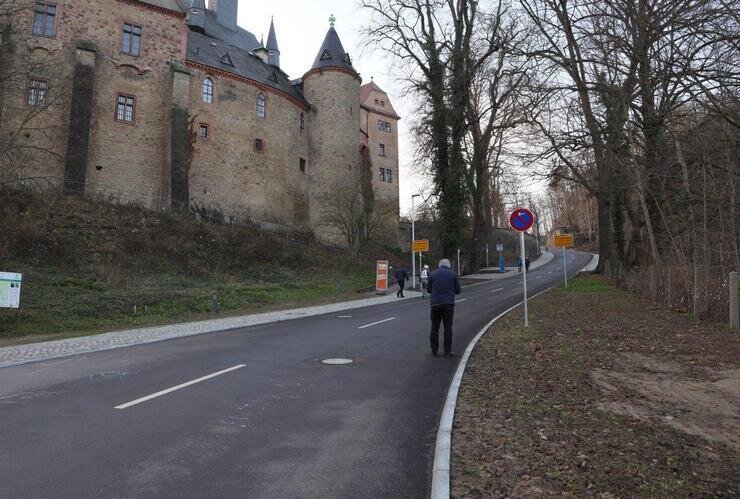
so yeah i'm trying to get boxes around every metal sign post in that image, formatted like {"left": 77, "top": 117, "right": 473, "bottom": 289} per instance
{"left": 553, "top": 234, "right": 574, "bottom": 288}
{"left": 510, "top": 208, "right": 535, "bottom": 327}
{"left": 485, "top": 244, "right": 489, "bottom": 268}
{"left": 457, "top": 249, "right": 461, "bottom": 275}
{"left": 520, "top": 231, "right": 528, "bottom": 326}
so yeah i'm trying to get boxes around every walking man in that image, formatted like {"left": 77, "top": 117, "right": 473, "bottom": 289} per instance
{"left": 395, "top": 265, "right": 409, "bottom": 298}
{"left": 517, "top": 256, "right": 523, "bottom": 273}
{"left": 420, "top": 265, "right": 430, "bottom": 299}
{"left": 427, "top": 259, "right": 461, "bottom": 357}
{"left": 525, "top": 257, "right": 531, "bottom": 272}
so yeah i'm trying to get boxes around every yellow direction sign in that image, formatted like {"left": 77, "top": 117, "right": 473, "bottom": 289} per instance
{"left": 412, "top": 239, "right": 430, "bottom": 252}
{"left": 553, "top": 234, "right": 574, "bottom": 248}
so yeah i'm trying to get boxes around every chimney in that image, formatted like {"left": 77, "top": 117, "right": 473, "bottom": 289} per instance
{"left": 209, "top": 0, "right": 237, "bottom": 31}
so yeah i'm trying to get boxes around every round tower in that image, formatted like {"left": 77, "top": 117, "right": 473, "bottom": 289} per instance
{"left": 302, "top": 20, "right": 362, "bottom": 232}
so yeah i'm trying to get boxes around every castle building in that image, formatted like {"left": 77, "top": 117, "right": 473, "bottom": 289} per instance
{"left": 1, "top": 0, "right": 401, "bottom": 241}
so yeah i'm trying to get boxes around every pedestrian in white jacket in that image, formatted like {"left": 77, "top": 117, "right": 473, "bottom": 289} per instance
{"left": 420, "top": 265, "right": 430, "bottom": 298}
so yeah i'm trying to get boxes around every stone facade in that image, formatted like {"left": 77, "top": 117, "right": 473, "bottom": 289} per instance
{"left": 1, "top": 0, "right": 401, "bottom": 241}
{"left": 360, "top": 81, "right": 401, "bottom": 234}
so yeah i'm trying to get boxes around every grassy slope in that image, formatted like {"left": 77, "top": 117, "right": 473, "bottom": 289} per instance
{"left": 452, "top": 275, "right": 738, "bottom": 497}
{"left": 0, "top": 188, "right": 394, "bottom": 344}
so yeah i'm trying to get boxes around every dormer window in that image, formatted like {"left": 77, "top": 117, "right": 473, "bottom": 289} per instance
{"left": 256, "top": 92, "right": 266, "bottom": 118}
{"left": 220, "top": 52, "right": 234, "bottom": 66}
{"left": 202, "top": 77, "right": 214, "bottom": 103}
{"left": 320, "top": 49, "right": 332, "bottom": 61}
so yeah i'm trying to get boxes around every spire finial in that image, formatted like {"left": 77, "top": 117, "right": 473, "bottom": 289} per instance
{"left": 329, "top": 14, "right": 336, "bottom": 27}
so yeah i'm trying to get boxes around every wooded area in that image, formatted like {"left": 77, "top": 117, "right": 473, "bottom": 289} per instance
{"left": 362, "top": 0, "right": 738, "bottom": 320}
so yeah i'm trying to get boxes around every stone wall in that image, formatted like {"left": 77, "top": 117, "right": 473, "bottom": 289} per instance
{"left": 303, "top": 69, "right": 362, "bottom": 233}
{"left": 1, "top": 0, "right": 185, "bottom": 208}
{"left": 360, "top": 87, "right": 401, "bottom": 244}
{"left": 186, "top": 67, "right": 310, "bottom": 227}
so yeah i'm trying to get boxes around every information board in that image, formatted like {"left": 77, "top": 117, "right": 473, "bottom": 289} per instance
{"left": 375, "top": 261, "right": 389, "bottom": 293}
{"left": 0, "top": 272, "right": 22, "bottom": 308}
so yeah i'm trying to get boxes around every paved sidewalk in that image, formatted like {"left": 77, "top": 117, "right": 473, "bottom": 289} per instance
{"left": 466, "top": 249, "right": 554, "bottom": 280}
{"left": 0, "top": 291, "right": 422, "bottom": 369}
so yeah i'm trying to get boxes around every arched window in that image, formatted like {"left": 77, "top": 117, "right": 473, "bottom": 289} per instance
{"left": 300, "top": 112, "right": 305, "bottom": 133}
{"left": 256, "top": 92, "right": 266, "bottom": 118}
{"left": 202, "top": 77, "right": 214, "bottom": 103}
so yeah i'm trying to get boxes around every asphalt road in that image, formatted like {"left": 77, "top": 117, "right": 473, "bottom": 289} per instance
{"left": 0, "top": 251, "right": 592, "bottom": 499}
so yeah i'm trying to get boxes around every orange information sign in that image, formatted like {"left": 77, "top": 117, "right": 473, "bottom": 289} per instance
{"left": 376, "top": 260, "right": 389, "bottom": 293}
{"left": 553, "top": 234, "right": 574, "bottom": 248}
{"left": 412, "top": 239, "right": 429, "bottom": 252}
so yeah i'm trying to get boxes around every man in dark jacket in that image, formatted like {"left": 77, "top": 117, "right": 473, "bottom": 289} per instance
{"left": 395, "top": 265, "right": 409, "bottom": 298}
{"left": 426, "top": 259, "right": 462, "bottom": 357}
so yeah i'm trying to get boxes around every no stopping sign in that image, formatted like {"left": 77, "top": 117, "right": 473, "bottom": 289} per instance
{"left": 510, "top": 208, "right": 534, "bottom": 232}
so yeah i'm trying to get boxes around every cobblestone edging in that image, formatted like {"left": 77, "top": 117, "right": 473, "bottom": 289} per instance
{"left": 0, "top": 292, "right": 422, "bottom": 369}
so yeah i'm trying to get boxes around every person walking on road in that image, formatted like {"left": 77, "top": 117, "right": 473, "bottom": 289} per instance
{"left": 427, "top": 259, "right": 461, "bottom": 357}
{"left": 525, "top": 257, "right": 531, "bottom": 272}
{"left": 517, "top": 256, "right": 523, "bottom": 273}
{"left": 395, "top": 265, "right": 409, "bottom": 298}
{"left": 420, "top": 265, "right": 430, "bottom": 299}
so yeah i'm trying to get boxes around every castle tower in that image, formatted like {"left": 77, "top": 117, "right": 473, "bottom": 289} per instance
{"left": 302, "top": 18, "right": 362, "bottom": 232}
{"left": 266, "top": 18, "right": 280, "bottom": 67}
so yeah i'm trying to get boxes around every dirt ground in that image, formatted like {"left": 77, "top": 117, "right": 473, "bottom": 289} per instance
{"left": 452, "top": 276, "right": 739, "bottom": 497}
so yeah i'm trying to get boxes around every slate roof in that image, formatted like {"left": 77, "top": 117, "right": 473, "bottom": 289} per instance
{"left": 186, "top": 30, "right": 309, "bottom": 108}
{"left": 310, "top": 26, "right": 356, "bottom": 73}
{"left": 266, "top": 18, "right": 279, "bottom": 52}
{"left": 140, "top": 0, "right": 186, "bottom": 13}
{"left": 187, "top": 7, "right": 260, "bottom": 52}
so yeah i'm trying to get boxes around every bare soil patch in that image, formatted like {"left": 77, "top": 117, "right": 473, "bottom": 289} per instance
{"left": 452, "top": 276, "right": 739, "bottom": 497}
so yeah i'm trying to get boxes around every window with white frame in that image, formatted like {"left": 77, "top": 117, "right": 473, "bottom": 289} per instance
{"left": 256, "top": 92, "right": 266, "bottom": 118}
{"left": 202, "top": 77, "right": 214, "bottom": 103}
{"left": 378, "top": 143, "right": 386, "bottom": 156}
{"left": 27, "top": 79, "right": 47, "bottom": 107}
{"left": 115, "top": 94, "right": 135, "bottom": 124}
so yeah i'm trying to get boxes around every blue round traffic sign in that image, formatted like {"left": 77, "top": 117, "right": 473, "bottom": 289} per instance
{"left": 510, "top": 208, "right": 534, "bottom": 232}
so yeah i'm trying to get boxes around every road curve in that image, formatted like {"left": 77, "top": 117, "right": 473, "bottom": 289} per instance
{"left": 0, "top": 251, "right": 593, "bottom": 498}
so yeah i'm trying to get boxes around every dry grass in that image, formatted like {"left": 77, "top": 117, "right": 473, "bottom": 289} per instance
{"left": 452, "top": 275, "right": 739, "bottom": 497}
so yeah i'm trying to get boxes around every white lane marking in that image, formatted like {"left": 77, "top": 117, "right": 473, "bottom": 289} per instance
{"left": 455, "top": 298, "right": 467, "bottom": 303}
{"left": 115, "top": 364, "right": 246, "bottom": 410}
{"left": 489, "top": 288, "right": 504, "bottom": 294}
{"left": 357, "top": 317, "right": 395, "bottom": 329}
{"left": 337, "top": 315, "right": 353, "bottom": 318}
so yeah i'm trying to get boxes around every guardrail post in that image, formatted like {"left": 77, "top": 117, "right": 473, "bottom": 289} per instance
{"left": 730, "top": 271, "right": 738, "bottom": 331}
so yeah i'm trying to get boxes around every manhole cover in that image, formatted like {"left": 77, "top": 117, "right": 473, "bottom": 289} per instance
{"left": 321, "top": 358, "right": 354, "bottom": 365}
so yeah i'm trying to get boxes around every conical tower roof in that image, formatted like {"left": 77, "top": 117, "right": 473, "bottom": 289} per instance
{"left": 310, "top": 25, "right": 355, "bottom": 72}
{"left": 266, "top": 17, "right": 279, "bottom": 51}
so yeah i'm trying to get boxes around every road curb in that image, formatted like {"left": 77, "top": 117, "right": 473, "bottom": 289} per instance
{"left": 430, "top": 285, "right": 557, "bottom": 498}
